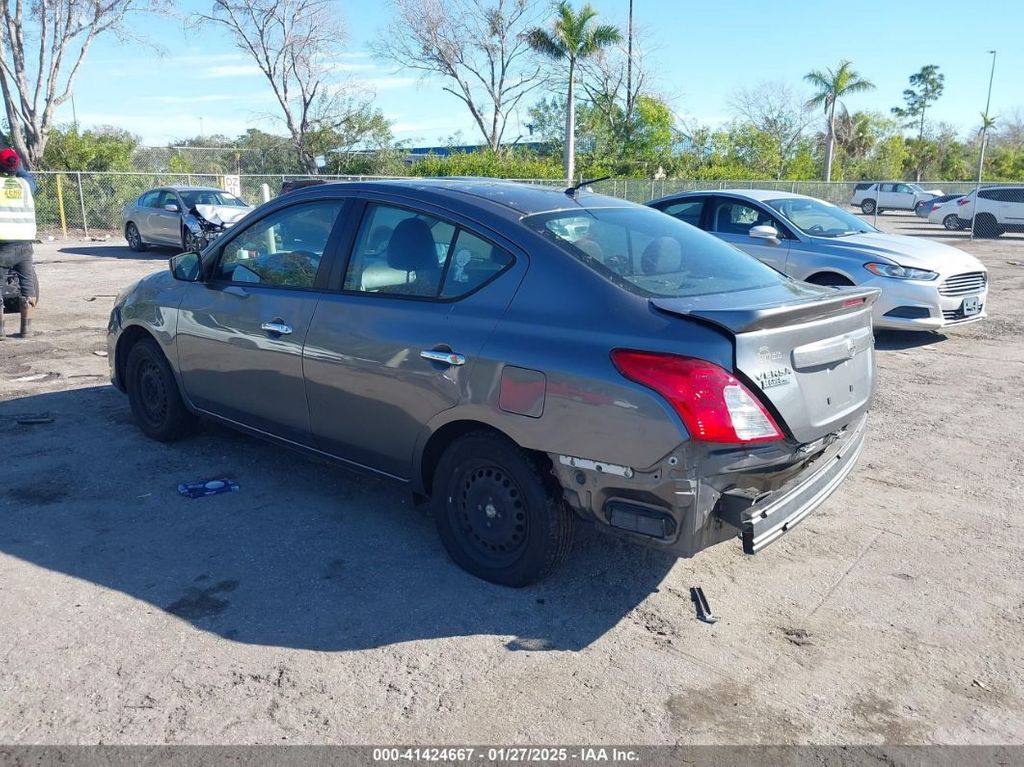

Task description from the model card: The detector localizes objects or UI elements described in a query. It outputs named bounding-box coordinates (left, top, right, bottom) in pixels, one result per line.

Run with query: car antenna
left=565, top=175, right=611, bottom=198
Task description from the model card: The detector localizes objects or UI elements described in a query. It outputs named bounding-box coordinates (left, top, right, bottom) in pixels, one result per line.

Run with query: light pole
left=970, top=50, right=996, bottom=241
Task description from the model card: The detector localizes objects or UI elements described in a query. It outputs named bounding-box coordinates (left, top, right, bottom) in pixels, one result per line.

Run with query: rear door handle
left=261, top=321, right=293, bottom=335
left=420, top=349, right=466, bottom=366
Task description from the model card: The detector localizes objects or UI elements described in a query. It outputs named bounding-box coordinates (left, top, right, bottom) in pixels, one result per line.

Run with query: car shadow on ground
left=0, top=386, right=677, bottom=653
left=53, top=244, right=176, bottom=260
left=874, top=329, right=948, bottom=351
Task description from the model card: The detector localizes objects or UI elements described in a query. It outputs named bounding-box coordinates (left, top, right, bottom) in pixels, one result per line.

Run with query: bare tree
left=198, top=0, right=363, bottom=173
left=729, top=82, right=814, bottom=179
left=0, top=0, right=156, bottom=167
left=375, top=0, right=545, bottom=151
left=578, top=27, right=652, bottom=138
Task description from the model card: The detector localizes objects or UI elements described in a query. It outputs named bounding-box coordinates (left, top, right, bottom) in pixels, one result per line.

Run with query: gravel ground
left=0, top=216, right=1022, bottom=745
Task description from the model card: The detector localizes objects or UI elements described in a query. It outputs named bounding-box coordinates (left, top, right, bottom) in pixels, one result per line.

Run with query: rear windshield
left=523, top=206, right=785, bottom=298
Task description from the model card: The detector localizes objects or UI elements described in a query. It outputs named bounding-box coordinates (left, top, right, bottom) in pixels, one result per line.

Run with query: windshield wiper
left=565, top=175, right=611, bottom=198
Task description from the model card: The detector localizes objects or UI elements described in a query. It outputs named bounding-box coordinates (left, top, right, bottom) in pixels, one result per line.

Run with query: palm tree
left=527, top=2, right=621, bottom=186
left=804, top=60, right=875, bottom=181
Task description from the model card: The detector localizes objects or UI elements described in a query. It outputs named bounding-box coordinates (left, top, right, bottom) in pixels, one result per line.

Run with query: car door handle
left=420, top=349, right=466, bottom=366
left=261, top=321, right=293, bottom=335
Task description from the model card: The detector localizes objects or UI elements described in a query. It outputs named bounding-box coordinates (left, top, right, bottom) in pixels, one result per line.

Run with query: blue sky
left=60, top=0, right=1022, bottom=147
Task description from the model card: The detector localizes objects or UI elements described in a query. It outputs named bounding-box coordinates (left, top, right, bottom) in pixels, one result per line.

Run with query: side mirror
left=164, top=203, right=180, bottom=213
left=749, top=224, right=780, bottom=244
left=169, top=251, right=201, bottom=282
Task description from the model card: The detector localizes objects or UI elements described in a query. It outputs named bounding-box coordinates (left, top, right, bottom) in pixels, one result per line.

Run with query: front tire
left=182, top=227, right=204, bottom=253
left=433, top=432, right=573, bottom=587
left=860, top=199, right=876, bottom=215
left=125, top=223, right=148, bottom=252
left=125, top=338, right=194, bottom=441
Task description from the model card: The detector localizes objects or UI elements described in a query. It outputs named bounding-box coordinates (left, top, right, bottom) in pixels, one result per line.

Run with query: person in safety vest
left=0, top=147, right=38, bottom=338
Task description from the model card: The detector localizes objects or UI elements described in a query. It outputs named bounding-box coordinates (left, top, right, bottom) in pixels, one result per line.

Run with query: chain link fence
left=30, top=171, right=1019, bottom=238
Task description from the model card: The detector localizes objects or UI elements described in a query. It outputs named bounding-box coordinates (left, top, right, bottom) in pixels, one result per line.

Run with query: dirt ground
left=1, top=216, right=1022, bottom=745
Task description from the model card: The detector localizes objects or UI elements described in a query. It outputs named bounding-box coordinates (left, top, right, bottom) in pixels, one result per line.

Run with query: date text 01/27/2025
left=372, top=747, right=641, bottom=762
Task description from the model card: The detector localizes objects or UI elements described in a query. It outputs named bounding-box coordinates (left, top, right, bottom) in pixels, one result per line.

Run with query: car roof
left=287, top=178, right=634, bottom=217
left=648, top=188, right=821, bottom=205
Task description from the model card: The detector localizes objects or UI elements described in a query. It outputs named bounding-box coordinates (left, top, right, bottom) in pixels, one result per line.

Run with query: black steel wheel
left=125, top=223, right=148, bottom=252
left=433, top=432, right=572, bottom=587
left=125, top=337, right=194, bottom=441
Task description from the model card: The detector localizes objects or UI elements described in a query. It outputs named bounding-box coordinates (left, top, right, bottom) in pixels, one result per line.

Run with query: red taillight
left=610, top=350, right=784, bottom=444
left=958, top=198, right=971, bottom=206
left=842, top=297, right=866, bottom=307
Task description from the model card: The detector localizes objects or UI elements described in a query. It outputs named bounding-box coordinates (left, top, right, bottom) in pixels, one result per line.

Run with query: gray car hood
left=811, top=232, right=984, bottom=273
left=192, top=204, right=252, bottom=226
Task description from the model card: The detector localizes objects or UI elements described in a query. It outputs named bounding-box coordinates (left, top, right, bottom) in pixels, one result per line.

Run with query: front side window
left=895, top=184, right=912, bottom=194
left=524, top=205, right=786, bottom=299
left=766, top=197, right=877, bottom=237
left=215, top=201, right=342, bottom=288
left=712, top=200, right=783, bottom=237
left=156, top=191, right=179, bottom=210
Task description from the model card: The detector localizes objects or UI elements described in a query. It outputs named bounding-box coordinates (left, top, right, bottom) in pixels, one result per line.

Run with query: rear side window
left=440, top=229, right=513, bottom=299
left=660, top=199, right=704, bottom=228
left=139, top=191, right=159, bottom=207
left=524, top=206, right=785, bottom=298
left=979, top=190, right=998, bottom=201
left=344, top=203, right=512, bottom=299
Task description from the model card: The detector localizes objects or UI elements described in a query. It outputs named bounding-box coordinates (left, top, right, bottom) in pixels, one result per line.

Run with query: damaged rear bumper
left=550, top=413, right=868, bottom=559
left=716, top=413, right=867, bottom=553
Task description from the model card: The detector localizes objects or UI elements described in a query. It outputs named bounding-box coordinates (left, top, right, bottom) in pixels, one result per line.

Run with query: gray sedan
left=108, top=180, right=876, bottom=585
left=121, top=186, right=252, bottom=252
left=648, top=190, right=988, bottom=331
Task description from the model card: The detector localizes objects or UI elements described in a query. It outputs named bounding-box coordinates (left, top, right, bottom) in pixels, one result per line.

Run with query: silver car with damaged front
left=107, top=180, right=877, bottom=586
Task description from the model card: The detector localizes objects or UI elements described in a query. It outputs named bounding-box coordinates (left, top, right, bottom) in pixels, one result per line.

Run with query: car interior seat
left=387, top=218, right=441, bottom=296
left=640, top=237, right=683, bottom=275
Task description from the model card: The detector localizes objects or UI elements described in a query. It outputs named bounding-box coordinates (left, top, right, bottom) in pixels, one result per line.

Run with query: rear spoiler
left=651, top=287, right=880, bottom=334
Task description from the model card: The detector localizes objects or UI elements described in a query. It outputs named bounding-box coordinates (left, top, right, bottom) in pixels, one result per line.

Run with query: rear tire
left=975, top=214, right=1001, bottom=238
left=943, top=214, right=962, bottom=231
left=125, top=337, right=194, bottom=442
left=125, top=223, right=148, bottom=252
left=860, top=199, right=876, bottom=215
left=433, top=432, right=573, bottom=587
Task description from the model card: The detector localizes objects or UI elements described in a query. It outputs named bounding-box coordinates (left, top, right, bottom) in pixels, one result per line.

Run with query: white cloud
left=198, top=64, right=264, bottom=79
left=357, top=75, right=418, bottom=91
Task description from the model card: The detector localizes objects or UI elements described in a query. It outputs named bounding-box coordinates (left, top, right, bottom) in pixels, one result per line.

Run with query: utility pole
left=626, top=0, right=634, bottom=119
left=970, top=50, right=997, bottom=241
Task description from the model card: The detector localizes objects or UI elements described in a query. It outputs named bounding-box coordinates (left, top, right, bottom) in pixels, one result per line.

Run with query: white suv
left=951, top=186, right=1024, bottom=237
left=850, top=182, right=941, bottom=215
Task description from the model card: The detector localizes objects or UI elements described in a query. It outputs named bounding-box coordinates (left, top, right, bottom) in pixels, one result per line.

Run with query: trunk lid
left=652, top=283, right=879, bottom=444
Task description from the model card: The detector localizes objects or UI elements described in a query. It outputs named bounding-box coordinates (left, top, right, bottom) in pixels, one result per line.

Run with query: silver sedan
left=121, top=186, right=252, bottom=252
left=648, top=189, right=989, bottom=331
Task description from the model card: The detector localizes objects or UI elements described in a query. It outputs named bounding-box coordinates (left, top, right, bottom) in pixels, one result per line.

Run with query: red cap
left=0, top=148, right=20, bottom=172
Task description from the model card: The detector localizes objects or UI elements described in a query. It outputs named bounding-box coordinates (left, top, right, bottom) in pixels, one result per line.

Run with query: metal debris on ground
left=92, top=350, right=108, bottom=357
left=177, top=479, right=240, bottom=499
left=690, top=586, right=718, bottom=624
left=13, top=373, right=50, bottom=382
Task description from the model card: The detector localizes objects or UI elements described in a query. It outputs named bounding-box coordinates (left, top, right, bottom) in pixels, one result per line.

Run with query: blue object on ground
left=178, top=479, right=239, bottom=499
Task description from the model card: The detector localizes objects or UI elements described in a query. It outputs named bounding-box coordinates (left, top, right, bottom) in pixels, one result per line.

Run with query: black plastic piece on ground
left=690, top=586, right=718, bottom=624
